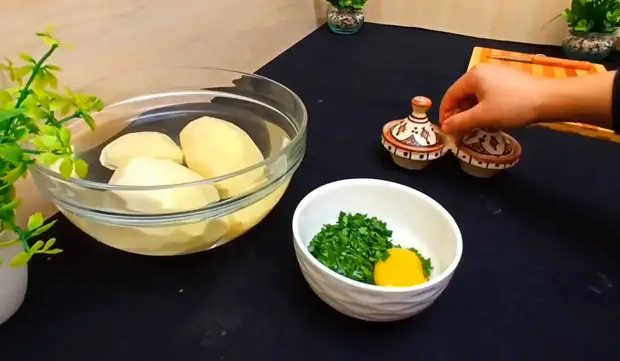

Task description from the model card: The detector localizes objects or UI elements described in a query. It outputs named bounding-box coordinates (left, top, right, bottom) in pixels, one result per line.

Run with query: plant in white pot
left=0, top=26, right=101, bottom=325
left=562, top=0, right=620, bottom=60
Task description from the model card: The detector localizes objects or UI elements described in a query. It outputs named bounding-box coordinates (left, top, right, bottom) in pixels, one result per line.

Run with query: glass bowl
left=29, top=67, right=307, bottom=256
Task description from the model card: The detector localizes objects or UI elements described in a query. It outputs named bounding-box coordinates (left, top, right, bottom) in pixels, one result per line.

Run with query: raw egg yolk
left=374, top=248, right=427, bottom=287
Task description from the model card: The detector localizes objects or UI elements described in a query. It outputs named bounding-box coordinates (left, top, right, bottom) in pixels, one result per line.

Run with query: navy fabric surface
left=1, top=23, right=619, bottom=361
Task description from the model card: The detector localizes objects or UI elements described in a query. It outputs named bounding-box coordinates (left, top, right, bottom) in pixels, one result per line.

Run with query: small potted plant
left=0, top=26, right=100, bottom=326
left=326, top=0, right=368, bottom=35
left=562, top=0, right=620, bottom=60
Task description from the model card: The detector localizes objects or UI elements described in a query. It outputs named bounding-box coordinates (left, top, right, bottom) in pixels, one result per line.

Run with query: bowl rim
left=31, top=66, right=308, bottom=191
left=292, top=178, right=463, bottom=293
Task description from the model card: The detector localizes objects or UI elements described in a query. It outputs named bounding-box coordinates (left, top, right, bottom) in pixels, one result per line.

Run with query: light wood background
left=363, top=0, right=569, bottom=45
left=0, top=0, right=571, bottom=224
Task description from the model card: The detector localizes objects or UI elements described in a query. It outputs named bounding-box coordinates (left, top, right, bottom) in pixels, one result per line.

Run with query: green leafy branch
left=0, top=25, right=102, bottom=267
left=563, top=0, right=620, bottom=33
left=327, top=0, right=368, bottom=11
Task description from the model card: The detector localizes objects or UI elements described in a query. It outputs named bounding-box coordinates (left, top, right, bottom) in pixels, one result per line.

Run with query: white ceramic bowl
left=292, top=178, right=463, bottom=322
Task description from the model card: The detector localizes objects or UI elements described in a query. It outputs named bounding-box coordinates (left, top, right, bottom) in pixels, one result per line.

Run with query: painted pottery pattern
left=455, top=129, right=521, bottom=171
left=462, top=128, right=512, bottom=156
left=391, top=115, right=439, bottom=147
left=381, top=96, right=446, bottom=163
left=381, top=96, right=521, bottom=176
left=382, top=122, right=447, bottom=161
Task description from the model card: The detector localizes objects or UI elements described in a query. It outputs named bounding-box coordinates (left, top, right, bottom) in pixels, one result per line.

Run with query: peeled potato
left=100, top=131, right=184, bottom=170
left=109, top=157, right=220, bottom=213
left=180, top=116, right=266, bottom=198
left=224, top=179, right=290, bottom=240
left=108, top=157, right=225, bottom=243
left=63, top=211, right=230, bottom=256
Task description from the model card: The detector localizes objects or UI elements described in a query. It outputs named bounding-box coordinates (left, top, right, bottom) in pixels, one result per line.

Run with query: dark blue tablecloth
left=1, top=23, right=619, bottom=361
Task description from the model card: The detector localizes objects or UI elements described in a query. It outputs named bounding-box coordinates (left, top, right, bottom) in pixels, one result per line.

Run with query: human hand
left=439, top=64, right=547, bottom=134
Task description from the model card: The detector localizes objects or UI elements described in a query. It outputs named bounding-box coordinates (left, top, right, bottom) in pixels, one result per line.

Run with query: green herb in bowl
left=308, top=211, right=432, bottom=286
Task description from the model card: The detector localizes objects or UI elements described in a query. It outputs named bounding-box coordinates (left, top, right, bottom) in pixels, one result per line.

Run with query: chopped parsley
left=409, top=247, right=433, bottom=280
left=308, top=211, right=433, bottom=284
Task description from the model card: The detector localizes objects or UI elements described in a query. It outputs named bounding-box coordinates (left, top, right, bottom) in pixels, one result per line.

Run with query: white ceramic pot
left=292, top=179, right=463, bottom=322
left=0, top=232, right=28, bottom=326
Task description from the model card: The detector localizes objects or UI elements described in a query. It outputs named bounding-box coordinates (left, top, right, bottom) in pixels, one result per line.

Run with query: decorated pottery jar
left=381, top=96, right=448, bottom=170
left=454, top=128, right=521, bottom=178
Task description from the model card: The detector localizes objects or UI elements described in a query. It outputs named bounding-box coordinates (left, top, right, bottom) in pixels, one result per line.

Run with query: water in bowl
left=72, top=93, right=294, bottom=185
left=54, top=92, right=298, bottom=255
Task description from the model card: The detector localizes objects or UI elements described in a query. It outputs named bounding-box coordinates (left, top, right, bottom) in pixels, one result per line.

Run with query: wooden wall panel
left=314, top=0, right=570, bottom=45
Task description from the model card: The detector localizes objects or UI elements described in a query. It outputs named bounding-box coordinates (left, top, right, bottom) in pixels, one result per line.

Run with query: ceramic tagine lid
left=381, top=96, right=447, bottom=170
left=455, top=128, right=522, bottom=178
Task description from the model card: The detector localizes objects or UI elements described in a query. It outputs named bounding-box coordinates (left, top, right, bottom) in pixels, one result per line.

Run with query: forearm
left=533, top=70, right=616, bottom=130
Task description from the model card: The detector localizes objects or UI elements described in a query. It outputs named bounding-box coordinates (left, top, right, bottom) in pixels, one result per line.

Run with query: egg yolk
left=373, top=248, right=427, bottom=287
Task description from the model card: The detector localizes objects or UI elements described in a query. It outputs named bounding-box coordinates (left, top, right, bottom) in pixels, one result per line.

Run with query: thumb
left=440, top=104, right=488, bottom=134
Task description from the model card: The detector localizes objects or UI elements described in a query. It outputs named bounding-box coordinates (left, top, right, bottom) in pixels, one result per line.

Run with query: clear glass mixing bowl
left=30, top=67, right=307, bottom=256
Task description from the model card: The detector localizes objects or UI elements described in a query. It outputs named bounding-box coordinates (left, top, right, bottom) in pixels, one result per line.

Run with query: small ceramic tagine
left=381, top=96, right=448, bottom=170
left=455, top=128, right=522, bottom=178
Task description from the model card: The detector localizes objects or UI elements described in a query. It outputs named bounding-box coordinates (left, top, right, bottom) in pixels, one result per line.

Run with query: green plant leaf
left=9, top=251, right=31, bottom=267
left=19, top=54, right=36, bottom=64
left=32, top=89, right=51, bottom=109
left=45, top=64, right=62, bottom=72
left=24, top=106, right=48, bottom=121
left=73, top=158, right=88, bottom=179
left=0, top=29, right=101, bottom=265
left=0, top=164, right=26, bottom=185
left=0, top=108, right=25, bottom=122
left=43, top=248, right=63, bottom=255
left=49, top=98, right=74, bottom=116
left=38, top=135, right=62, bottom=150
left=91, top=97, right=104, bottom=112
left=30, top=240, right=44, bottom=253
left=0, top=90, right=13, bottom=104
left=58, top=158, right=73, bottom=178
left=36, top=152, right=62, bottom=166
left=38, top=124, right=58, bottom=136
left=42, top=36, right=59, bottom=47
left=27, top=212, right=44, bottom=231
left=0, top=143, right=24, bottom=164
left=81, top=112, right=96, bottom=131
left=0, top=199, right=20, bottom=214
left=29, top=220, right=56, bottom=238
left=42, top=238, right=56, bottom=251
left=47, top=72, right=58, bottom=89
left=58, top=127, right=71, bottom=146
left=565, top=0, right=619, bottom=33
left=13, top=127, right=29, bottom=142
left=32, top=136, right=48, bottom=151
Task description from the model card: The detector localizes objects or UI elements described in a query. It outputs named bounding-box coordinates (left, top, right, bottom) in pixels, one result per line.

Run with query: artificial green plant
left=327, top=0, right=368, bottom=11
left=0, top=26, right=102, bottom=267
left=563, top=0, right=620, bottom=33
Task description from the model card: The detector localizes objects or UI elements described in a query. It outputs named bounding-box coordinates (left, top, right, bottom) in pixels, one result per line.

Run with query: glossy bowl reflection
left=30, top=67, right=307, bottom=256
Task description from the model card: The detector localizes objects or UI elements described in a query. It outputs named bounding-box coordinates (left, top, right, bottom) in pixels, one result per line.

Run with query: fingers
left=441, top=104, right=489, bottom=134
left=439, top=71, right=478, bottom=123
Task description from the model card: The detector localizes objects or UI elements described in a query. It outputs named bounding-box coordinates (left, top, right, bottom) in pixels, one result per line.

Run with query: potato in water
left=108, top=157, right=225, bottom=241
left=180, top=116, right=266, bottom=198
left=100, top=131, right=184, bottom=170
left=109, top=157, right=220, bottom=214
